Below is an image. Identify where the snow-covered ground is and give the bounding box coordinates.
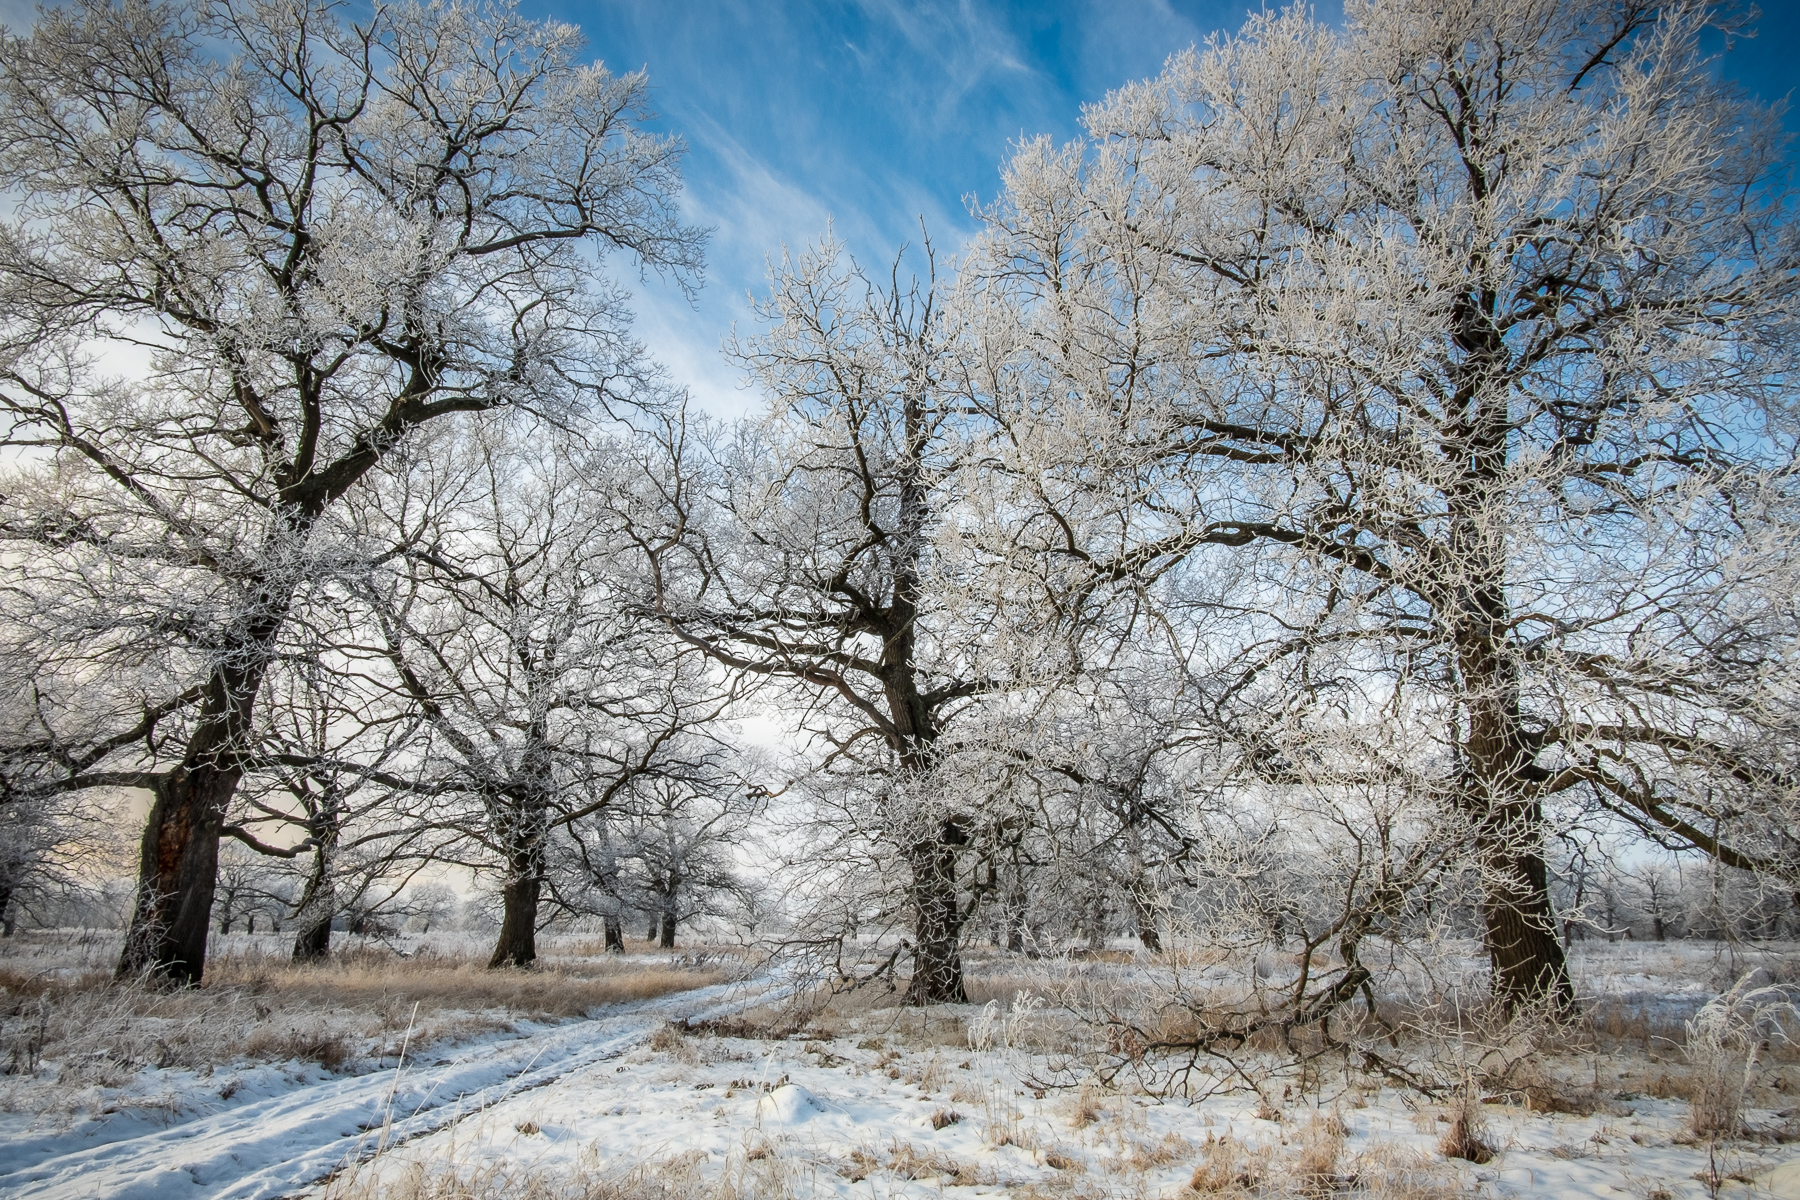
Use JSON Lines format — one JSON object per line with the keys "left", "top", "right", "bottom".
{"left": 0, "top": 974, "right": 782, "bottom": 1200}
{"left": 317, "top": 995, "right": 1800, "bottom": 1200}
{"left": 1, "top": 939, "right": 1796, "bottom": 1199}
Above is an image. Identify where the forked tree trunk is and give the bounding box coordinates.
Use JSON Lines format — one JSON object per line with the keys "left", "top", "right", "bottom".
{"left": 903, "top": 819, "right": 968, "bottom": 1005}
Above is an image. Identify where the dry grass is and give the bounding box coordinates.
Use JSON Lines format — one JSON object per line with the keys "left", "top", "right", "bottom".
{"left": 1436, "top": 1090, "right": 1495, "bottom": 1165}
{"left": 328, "top": 1150, "right": 744, "bottom": 1200}
{"left": 1186, "top": 1133, "right": 1272, "bottom": 1195}
{"left": 0, "top": 939, "right": 730, "bottom": 1116}
{"left": 1184, "top": 1131, "right": 1478, "bottom": 1199}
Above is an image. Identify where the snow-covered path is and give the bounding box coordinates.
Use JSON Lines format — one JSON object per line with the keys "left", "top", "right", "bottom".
{"left": 0, "top": 975, "right": 776, "bottom": 1200}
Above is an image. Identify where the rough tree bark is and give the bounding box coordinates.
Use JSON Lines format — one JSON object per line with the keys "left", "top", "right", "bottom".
{"left": 903, "top": 817, "right": 969, "bottom": 1005}
{"left": 119, "top": 605, "right": 286, "bottom": 983}
{"left": 289, "top": 799, "right": 339, "bottom": 963}
{"left": 488, "top": 814, "right": 546, "bottom": 968}
{"left": 1450, "top": 357, "right": 1574, "bottom": 1015}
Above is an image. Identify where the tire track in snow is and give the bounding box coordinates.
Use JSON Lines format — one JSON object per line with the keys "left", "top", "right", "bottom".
{"left": 0, "top": 973, "right": 782, "bottom": 1200}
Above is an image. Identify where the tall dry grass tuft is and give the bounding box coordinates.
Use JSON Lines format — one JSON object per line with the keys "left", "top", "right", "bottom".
{"left": 1436, "top": 1087, "right": 1494, "bottom": 1164}
{"left": 1294, "top": 1112, "right": 1348, "bottom": 1197}
{"left": 1683, "top": 970, "right": 1799, "bottom": 1138}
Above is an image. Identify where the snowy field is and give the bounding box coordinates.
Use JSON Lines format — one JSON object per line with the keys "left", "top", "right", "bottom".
{"left": 0, "top": 935, "right": 1796, "bottom": 1199}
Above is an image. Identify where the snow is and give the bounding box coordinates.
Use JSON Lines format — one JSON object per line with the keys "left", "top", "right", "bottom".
{"left": 0, "top": 975, "right": 781, "bottom": 1200}
{"left": 307, "top": 1005, "right": 1800, "bottom": 1200}
{"left": 756, "top": 1083, "right": 826, "bottom": 1125}
{"left": 3, "top": 948, "right": 1797, "bottom": 1199}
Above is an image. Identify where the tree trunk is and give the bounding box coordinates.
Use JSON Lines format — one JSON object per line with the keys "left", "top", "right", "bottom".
{"left": 658, "top": 906, "right": 676, "bottom": 949}
{"left": 1134, "top": 892, "right": 1162, "bottom": 953}
{"left": 903, "top": 819, "right": 968, "bottom": 1005}
{"left": 1463, "top": 681, "right": 1574, "bottom": 1014}
{"left": 290, "top": 810, "right": 338, "bottom": 963}
{"left": 0, "top": 885, "right": 14, "bottom": 938}
{"left": 488, "top": 869, "right": 541, "bottom": 968}
{"left": 1003, "top": 869, "right": 1026, "bottom": 954}
{"left": 488, "top": 786, "right": 547, "bottom": 969}
{"left": 1479, "top": 819, "right": 1573, "bottom": 1014}
{"left": 117, "top": 753, "right": 245, "bottom": 984}
{"left": 603, "top": 913, "right": 624, "bottom": 954}
{"left": 117, "top": 588, "right": 290, "bottom": 984}
{"left": 293, "top": 914, "right": 331, "bottom": 961}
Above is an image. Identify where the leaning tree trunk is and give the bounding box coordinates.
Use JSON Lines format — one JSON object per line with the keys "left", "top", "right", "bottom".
{"left": 117, "top": 648, "right": 277, "bottom": 984}
{"left": 116, "top": 542, "right": 305, "bottom": 986}
{"left": 290, "top": 796, "right": 340, "bottom": 963}
{"left": 903, "top": 818, "right": 969, "bottom": 1005}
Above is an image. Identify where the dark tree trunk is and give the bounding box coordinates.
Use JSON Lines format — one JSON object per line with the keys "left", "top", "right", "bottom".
{"left": 1461, "top": 639, "right": 1575, "bottom": 1015}
{"left": 647, "top": 918, "right": 658, "bottom": 942}
{"left": 1003, "top": 870, "right": 1026, "bottom": 953}
{"left": 290, "top": 806, "right": 339, "bottom": 963}
{"left": 293, "top": 914, "right": 331, "bottom": 961}
{"left": 488, "top": 785, "right": 547, "bottom": 969}
{"left": 1461, "top": 671, "right": 1574, "bottom": 1014}
{"left": 0, "top": 885, "right": 14, "bottom": 938}
{"left": 1445, "top": 381, "right": 1573, "bottom": 1015}
{"left": 488, "top": 870, "right": 541, "bottom": 968}
{"left": 904, "top": 818, "right": 968, "bottom": 1005}
{"left": 1479, "top": 820, "right": 1573, "bottom": 1014}
{"left": 117, "top": 756, "right": 243, "bottom": 984}
{"left": 658, "top": 908, "right": 676, "bottom": 949}
{"left": 603, "top": 914, "right": 624, "bottom": 953}
{"left": 117, "top": 587, "right": 290, "bottom": 985}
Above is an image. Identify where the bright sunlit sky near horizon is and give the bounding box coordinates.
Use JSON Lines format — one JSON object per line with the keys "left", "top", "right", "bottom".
{"left": 2, "top": 0, "right": 1797, "bottom": 416}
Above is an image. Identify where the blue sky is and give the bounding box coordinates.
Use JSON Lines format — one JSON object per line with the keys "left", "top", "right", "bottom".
{"left": 534, "top": 0, "right": 1271, "bottom": 413}
{"left": 1, "top": 0, "right": 1793, "bottom": 413}
{"left": 522, "top": 0, "right": 1800, "bottom": 415}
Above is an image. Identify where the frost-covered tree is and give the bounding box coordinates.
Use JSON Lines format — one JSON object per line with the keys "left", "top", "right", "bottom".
{"left": 964, "top": 0, "right": 1800, "bottom": 1012}
{"left": 362, "top": 423, "right": 735, "bottom": 968}
{"left": 0, "top": 0, "right": 702, "bottom": 982}
{"left": 631, "top": 240, "right": 1042, "bottom": 1002}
